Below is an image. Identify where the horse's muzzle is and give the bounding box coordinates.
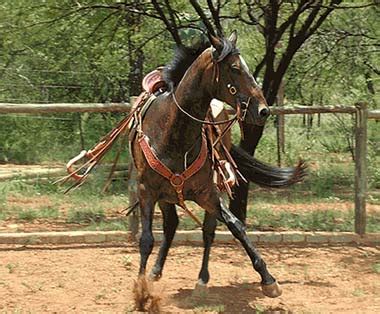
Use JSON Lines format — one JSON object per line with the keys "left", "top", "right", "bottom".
{"left": 252, "top": 103, "right": 270, "bottom": 126}
{"left": 259, "top": 107, "right": 270, "bottom": 119}
{"left": 258, "top": 107, "right": 270, "bottom": 119}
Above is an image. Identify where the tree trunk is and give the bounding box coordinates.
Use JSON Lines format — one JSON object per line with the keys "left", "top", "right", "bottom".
{"left": 229, "top": 124, "right": 264, "bottom": 222}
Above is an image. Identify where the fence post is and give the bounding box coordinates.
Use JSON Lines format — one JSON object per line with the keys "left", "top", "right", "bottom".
{"left": 354, "top": 102, "right": 368, "bottom": 235}
{"left": 276, "top": 80, "right": 285, "bottom": 167}
{"left": 128, "top": 96, "right": 139, "bottom": 240}
{"left": 128, "top": 163, "right": 139, "bottom": 240}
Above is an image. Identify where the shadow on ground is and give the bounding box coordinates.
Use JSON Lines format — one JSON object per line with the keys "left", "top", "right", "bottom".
{"left": 171, "top": 282, "right": 288, "bottom": 312}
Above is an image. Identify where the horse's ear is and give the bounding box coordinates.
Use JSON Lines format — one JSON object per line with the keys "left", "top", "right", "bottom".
{"left": 228, "top": 30, "right": 237, "bottom": 46}
{"left": 209, "top": 33, "right": 223, "bottom": 52}
{"left": 209, "top": 33, "right": 224, "bottom": 61}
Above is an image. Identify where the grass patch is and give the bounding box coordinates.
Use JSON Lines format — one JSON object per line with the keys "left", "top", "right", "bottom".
{"left": 0, "top": 209, "right": 10, "bottom": 221}
{"left": 372, "top": 263, "right": 380, "bottom": 274}
{"left": 247, "top": 207, "right": 380, "bottom": 232}
{"left": 180, "top": 215, "right": 203, "bottom": 230}
{"left": 38, "top": 207, "right": 60, "bottom": 219}
{"left": 17, "top": 209, "right": 39, "bottom": 221}
{"left": 16, "top": 207, "right": 60, "bottom": 221}
{"left": 67, "top": 207, "right": 106, "bottom": 224}
{"left": 5, "top": 263, "right": 18, "bottom": 274}
{"left": 194, "top": 304, "right": 225, "bottom": 313}
{"left": 121, "top": 255, "right": 133, "bottom": 270}
{"left": 352, "top": 288, "right": 366, "bottom": 297}
{"left": 82, "top": 218, "right": 128, "bottom": 231}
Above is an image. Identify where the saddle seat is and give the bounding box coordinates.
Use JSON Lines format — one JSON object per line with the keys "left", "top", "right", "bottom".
{"left": 142, "top": 67, "right": 167, "bottom": 95}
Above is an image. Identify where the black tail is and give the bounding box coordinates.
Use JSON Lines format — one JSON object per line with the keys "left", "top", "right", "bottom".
{"left": 231, "top": 145, "right": 307, "bottom": 188}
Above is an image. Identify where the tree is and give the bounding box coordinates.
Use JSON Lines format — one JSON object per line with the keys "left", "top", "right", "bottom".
{"left": 0, "top": 0, "right": 377, "bottom": 184}
{"left": 144, "top": 0, "right": 378, "bottom": 221}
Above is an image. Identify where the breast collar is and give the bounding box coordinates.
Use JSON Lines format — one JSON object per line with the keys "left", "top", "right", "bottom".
{"left": 138, "top": 130, "right": 207, "bottom": 210}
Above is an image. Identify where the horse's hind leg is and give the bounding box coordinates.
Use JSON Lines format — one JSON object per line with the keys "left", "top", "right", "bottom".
{"left": 200, "top": 194, "right": 282, "bottom": 298}
{"left": 198, "top": 211, "right": 217, "bottom": 286}
{"left": 138, "top": 187, "right": 155, "bottom": 276}
{"left": 150, "top": 201, "right": 178, "bottom": 280}
{"left": 217, "top": 198, "right": 282, "bottom": 298}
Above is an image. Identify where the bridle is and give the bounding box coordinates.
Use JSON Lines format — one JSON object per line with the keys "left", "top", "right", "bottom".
{"left": 171, "top": 49, "right": 254, "bottom": 142}
{"left": 171, "top": 49, "right": 253, "bottom": 125}
{"left": 226, "top": 83, "right": 251, "bottom": 121}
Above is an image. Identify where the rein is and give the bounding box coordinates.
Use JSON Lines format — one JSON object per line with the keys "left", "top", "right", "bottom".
{"left": 172, "top": 92, "right": 238, "bottom": 125}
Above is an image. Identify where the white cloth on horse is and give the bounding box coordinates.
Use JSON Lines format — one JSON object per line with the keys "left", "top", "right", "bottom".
{"left": 210, "top": 99, "right": 225, "bottom": 119}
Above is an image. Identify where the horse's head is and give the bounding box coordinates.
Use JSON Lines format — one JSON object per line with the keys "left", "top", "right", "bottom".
{"left": 209, "top": 31, "right": 270, "bottom": 126}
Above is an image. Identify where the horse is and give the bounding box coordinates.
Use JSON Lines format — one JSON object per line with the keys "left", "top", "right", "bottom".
{"left": 129, "top": 31, "right": 284, "bottom": 302}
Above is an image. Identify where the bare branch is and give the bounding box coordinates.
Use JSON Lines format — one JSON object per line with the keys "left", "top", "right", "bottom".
{"left": 316, "top": 2, "right": 378, "bottom": 9}
{"left": 189, "top": 0, "right": 216, "bottom": 36}
{"left": 151, "top": 0, "right": 182, "bottom": 44}
{"left": 207, "top": 0, "right": 223, "bottom": 36}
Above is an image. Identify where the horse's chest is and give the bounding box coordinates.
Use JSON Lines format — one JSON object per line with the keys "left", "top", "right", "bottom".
{"left": 139, "top": 158, "right": 213, "bottom": 203}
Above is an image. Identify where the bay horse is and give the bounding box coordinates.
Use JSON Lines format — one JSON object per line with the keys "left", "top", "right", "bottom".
{"left": 130, "top": 31, "right": 282, "bottom": 299}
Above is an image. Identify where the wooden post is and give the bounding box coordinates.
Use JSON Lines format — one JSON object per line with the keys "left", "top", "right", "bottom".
{"left": 354, "top": 102, "right": 368, "bottom": 235}
{"left": 128, "top": 96, "right": 139, "bottom": 240}
{"left": 278, "top": 80, "right": 285, "bottom": 153}
{"left": 276, "top": 80, "right": 285, "bottom": 166}
{"left": 128, "top": 162, "right": 139, "bottom": 240}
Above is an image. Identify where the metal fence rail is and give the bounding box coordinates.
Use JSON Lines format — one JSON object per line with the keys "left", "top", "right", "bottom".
{"left": 0, "top": 102, "right": 378, "bottom": 234}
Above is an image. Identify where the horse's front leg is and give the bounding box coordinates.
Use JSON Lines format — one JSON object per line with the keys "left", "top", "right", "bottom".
{"left": 138, "top": 184, "right": 156, "bottom": 276}
{"left": 150, "top": 201, "right": 178, "bottom": 280}
{"left": 202, "top": 194, "right": 282, "bottom": 298}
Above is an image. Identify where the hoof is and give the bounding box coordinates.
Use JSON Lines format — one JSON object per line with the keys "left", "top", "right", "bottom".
{"left": 261, "top": 281, "right": 282, "bottom": 298}
{"left": 149, "top": 271, "right": 161, "bottom": 282}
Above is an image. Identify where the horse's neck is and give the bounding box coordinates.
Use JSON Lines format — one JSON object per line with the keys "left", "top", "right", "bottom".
{"left": 170, "top": 50, "right": 213, "bottom": 134}
{"left": 175, "top": 49, "right": 213, "bottom": 114}
{"left": 140, "top": 50, "right": 214, "bottom": 168}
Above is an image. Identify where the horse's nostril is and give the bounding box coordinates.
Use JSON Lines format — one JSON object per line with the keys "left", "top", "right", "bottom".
{"left": 259, "top": 107, "right": 270, "bottom": 118}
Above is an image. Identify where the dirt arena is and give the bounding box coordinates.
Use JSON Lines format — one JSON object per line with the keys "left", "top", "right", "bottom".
{"left": 0, "top": 242, "right": 379, "bottom": 313}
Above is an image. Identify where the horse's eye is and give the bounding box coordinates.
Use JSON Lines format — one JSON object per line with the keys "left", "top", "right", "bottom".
{"left": 231, "top": 65, "right": 240, "bottom": 73}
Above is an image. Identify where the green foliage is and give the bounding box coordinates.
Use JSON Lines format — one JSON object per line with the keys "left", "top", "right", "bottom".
{"left": 286, "top": 4, "right": 378, "bottom": 106}
{"left": 367, "top": 120, "right": 380, "bottom": 189}
{"left": 0, "top": 1, "right": 378, "bottom": 165}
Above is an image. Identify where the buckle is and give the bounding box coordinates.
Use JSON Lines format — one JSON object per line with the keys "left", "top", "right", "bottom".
{"left": 227, "top": 83, "right": 237, "bottom": 95}
{"left": 170, "top": 174, "right": 184, "bottom": 187}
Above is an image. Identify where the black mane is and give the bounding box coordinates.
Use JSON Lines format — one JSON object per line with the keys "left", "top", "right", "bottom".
{"left": 163, "top": 37, "right": 238, "bottom": 91}
{"left": 163, "top": 39, "right": 210, "bottom": 91}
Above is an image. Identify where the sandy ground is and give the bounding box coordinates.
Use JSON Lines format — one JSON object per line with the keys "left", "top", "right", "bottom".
{"left": 0, "top": 242, "right": 379, "bottom": 313}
